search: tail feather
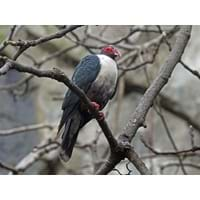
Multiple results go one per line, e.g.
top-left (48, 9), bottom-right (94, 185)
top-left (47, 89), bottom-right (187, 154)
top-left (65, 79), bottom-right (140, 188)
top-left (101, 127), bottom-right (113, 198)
top-left (58, 111), bottom-right (82, 162)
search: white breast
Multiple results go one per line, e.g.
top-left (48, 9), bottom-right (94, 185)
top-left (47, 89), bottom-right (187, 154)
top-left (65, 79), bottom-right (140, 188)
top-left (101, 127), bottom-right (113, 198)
top-left (96, 54), bottom-right (118, 86)
top-left (87, 55), bottom-right (118, 107)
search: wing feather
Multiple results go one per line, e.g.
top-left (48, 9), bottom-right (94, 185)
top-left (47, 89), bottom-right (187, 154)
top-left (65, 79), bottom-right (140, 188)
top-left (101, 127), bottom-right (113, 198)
top-left (58, 55), bottom-right (101, 131)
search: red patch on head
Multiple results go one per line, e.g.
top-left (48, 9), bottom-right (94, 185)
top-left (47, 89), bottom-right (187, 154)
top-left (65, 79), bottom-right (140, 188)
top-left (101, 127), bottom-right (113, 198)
top-left (101, 45), bottom-right (121, 58)
top-left (102, 46), bottom-right (114, 53)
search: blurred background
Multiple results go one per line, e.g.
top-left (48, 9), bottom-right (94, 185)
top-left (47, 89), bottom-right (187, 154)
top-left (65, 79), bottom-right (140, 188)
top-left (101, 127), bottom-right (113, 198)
top-left (0, 25), bottom-right (199, 175)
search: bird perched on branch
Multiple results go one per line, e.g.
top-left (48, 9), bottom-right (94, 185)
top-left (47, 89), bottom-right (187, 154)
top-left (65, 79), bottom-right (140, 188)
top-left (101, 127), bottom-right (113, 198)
top-left (57, 45), bottom-right (120, 162)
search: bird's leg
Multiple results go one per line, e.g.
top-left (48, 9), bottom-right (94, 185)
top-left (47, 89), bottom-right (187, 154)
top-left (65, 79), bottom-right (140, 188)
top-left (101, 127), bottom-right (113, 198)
top-left (90, 101), bottom-right (100, 110)
top-left (97, 111), bottom-right (105, 121)
top-left (90, 102), bottom-right (105, 121)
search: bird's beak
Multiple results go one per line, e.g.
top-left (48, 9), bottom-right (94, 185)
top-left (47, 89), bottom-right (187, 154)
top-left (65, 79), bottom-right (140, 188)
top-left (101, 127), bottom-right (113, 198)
top-left (114, 49), bottom-right (121, 58)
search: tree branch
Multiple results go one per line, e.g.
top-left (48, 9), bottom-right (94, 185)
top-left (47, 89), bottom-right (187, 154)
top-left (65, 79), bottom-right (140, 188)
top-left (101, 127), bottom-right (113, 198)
top-left (126, 147), bottom-right (152, 175)
top-left (0, 123), bottom-right (54, 136)
top-left (8, 141), bottom-right (59, 174)
top-left (0, 26), bottom-right (192, 175)
top-left (0, 56), bottom-right (118, 151)
top-left (125, 82), bottom-right (200, 134)
top-left (141, 136), bottom-right (200, 156)
top-left (180, 60), bottom-right (200, 80)
top-left (96, 26), bottom-right (192, 174)
top-left (0, 25), bottom-right (17, 52)
top-left (119, 26), bottom-right (192, 142)
top-left (5, 25), bottom-right (82, 48)
top-left (0, 160), bottom-right (19, 174)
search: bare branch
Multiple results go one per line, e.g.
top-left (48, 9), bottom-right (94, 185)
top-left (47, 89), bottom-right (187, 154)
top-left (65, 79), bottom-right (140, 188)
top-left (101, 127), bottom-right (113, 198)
top-left (141, 136), bottom-right (200, 156)
top-left (126, 147), bottom-right (152, 175)
top-left (0, 160), bottom-right (19, 174)
top-left (125, 82), bottom-right (200, 134)
top-left (180, 60), bottom-right (200, 80)
top-left (0, 123), bottom-right (54, 136)
top-left (0, 61), bottom-right (13, 75)
top-left (96, 153), bottom-right (123, 175)
top-left (160, 162), bottom-right (200, 174)
top-left (96, 26), bottom-right (192, 174)
top-left (119, 26), bottom-right (192, 143)
top-left (9, 141), bottom-right (59, 174)
top-left (0, 25), bottom-right (17, 52)
top-left (0, 56), bottom-right (118, 151)
top-left (37, 44), bottom-right (79, 66)
top-left (6, 25), bottom-right (83, 61)
top-left (0, 26), bottom-right (192, 175)
top-left (5, 25), bottom-right (82, 48)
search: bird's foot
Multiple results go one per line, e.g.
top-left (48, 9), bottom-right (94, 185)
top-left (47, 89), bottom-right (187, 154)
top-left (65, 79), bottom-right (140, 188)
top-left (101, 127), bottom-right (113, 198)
top-left (90, 101), bottom-right (100, 110)
top-left (89, 102), bottom-right (104, 121)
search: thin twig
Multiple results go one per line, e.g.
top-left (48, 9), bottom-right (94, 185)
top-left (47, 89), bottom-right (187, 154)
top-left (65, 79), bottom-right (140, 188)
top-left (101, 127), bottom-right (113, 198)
top-left (141, 136), bottom-right (200, 156)
top-left (0, 57), bottom-right (118, 151)
top-left (180, 60), bottom-right (200, 80)
top-left (96, 26), bottom-right (192, 174)
top-left (0, 123), bottom-right (54, 136)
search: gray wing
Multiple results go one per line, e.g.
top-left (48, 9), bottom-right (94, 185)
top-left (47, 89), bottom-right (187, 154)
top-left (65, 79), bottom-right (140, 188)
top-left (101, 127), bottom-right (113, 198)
top-left (58, 55), bottom-right (101, 131)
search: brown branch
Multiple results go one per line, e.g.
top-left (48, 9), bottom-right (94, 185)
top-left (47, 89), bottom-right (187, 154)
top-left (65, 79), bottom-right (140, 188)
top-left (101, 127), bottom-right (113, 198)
top-left (6, 25), bottom-right (82, 61)
top-left (37, 45), bottom-right (78, 66)
top-left (0, 160), bottom-right (19, 174)
top-left (96, 26), bottom-right (192, 174)
top-left (5, 25), bottom-right (82, 48)
top-left (0, 56), bottom-right (118, 151)
top-left (180, 60), bottom-right (200, 80)
top-left (87, 26), bottom-right (177, 50)
top-left (0, 25), bottom-right (17, 52)
top-left (117, 26), bottom-right (178, 77)
top-left (0, 62), bottom-right (13, 75)
top-left (96, 153), bottom-right (123, 175)
top-left (0, 26), bottom-right (192, 175)
top-left (0, 123), bottom-right (54, 136)
top-left (126, 147), bottom-right (152, 175)
top-left (160, 162), bottom-right (200, 173)
top-left (9, 141), bottom-right (59, 174)
top-left (141, 136), bottom-right (200, 156)
top-left (120, 26), bottom-right (191, 142)
top-left (125, 82), bottom-right (200, 134)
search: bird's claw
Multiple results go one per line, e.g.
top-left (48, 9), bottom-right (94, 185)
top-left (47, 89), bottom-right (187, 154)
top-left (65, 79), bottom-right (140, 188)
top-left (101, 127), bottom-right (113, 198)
top-left (89, 102), bottom-right (104, 121)
top-left (90, 101), bottom-right (100, 110)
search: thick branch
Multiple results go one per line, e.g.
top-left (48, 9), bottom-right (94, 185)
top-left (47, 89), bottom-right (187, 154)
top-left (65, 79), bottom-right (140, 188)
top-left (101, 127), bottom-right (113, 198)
top-left (97, 26), bottom-right (192, 174)
top-left (9, 141), bottom-right (59, 174)
top-left (96, 153), bottom-right (123, 175)
top-left (0, 57), bottom-right (118, 150)
top-left (119, 26), bottom-right (192, 142)
top-left (126, 148), bottom-right (152, 175)
top-left (0, 26), bottom-right (192, 175)
top-left (125, 82), bottom-right (200, 133)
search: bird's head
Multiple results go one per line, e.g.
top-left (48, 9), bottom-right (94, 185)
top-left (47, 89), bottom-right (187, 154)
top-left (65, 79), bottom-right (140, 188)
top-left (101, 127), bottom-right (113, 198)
top-left (101, 45), bottom-right (121, 60)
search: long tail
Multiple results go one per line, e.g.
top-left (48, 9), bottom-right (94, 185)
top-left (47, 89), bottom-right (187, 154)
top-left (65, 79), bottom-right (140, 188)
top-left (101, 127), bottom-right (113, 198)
top-left (58, 111), bottom-right (83, 162)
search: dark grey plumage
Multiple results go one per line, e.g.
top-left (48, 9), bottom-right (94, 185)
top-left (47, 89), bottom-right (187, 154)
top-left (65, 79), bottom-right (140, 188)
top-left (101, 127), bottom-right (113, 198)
top-left (58, 55), bottom-right (101, 161)
top-left (58, 48), bottom-right (119, 162)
